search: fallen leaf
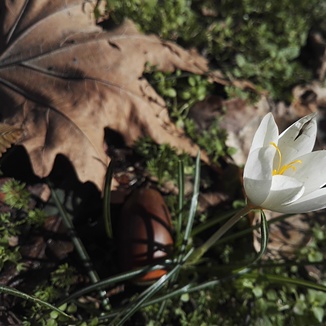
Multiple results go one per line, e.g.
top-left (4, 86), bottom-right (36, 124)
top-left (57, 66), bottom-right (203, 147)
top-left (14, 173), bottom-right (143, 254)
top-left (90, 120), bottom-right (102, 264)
top-left (0, 0), bottom-right (216, 190)
top-left (0, 123), bottom-right (23, 157)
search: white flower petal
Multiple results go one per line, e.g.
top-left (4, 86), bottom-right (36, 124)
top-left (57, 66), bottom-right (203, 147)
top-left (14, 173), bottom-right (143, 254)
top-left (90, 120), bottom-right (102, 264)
top-left (278, 113), bottom-right (317, 164)
top-left (261, 175), bottom-right (304, 212)
top-left (283, 150), bottom-right (326, 194)
top-left (249, 113), bottom-right (279, 154)
top-left (243, 146), bottom-right (275, 206)
top-left (244, 178), bottom-right (272, 207)
top-left (276, 188), bottom-right (326, 213)
top-left (244, 146), bottom-right (275, 180)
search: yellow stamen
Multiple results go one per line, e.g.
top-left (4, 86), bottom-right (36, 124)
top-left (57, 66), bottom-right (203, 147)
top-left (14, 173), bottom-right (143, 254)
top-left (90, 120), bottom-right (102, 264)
top-left (270, 142), bottom-right (302, 175)
top-left (270, 142), bottom-right (282, 174)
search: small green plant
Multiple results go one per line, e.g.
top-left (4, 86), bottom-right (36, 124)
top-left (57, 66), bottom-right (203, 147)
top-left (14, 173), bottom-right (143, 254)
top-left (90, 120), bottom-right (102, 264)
top-left (0, 244), bottom-right (22, 271)
top-left (107, 0), bottom-right (197, 41)
top-left (0, 179), bottom-right (74, 324)
top-left (135, 137), bottom-right (193, 185)
top-left (185, 118), bottom-right (236, 164)
top-left (26, 264), bottom-right (78, 325)
top-left (0, 180), bottom-right (47, 272)
top-left (107, 0), bottom-right (325, 100)
top-left (143, 68), bottom-right (232, 165)
top-left (1, 179), bottom-right (30, 210)
top-left (144, 67), bottom-right (214, 126)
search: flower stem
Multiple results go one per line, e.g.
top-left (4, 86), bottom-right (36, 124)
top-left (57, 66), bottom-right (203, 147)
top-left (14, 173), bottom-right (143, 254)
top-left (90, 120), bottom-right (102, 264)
top-left (187, 205), bottom-right (253, 264)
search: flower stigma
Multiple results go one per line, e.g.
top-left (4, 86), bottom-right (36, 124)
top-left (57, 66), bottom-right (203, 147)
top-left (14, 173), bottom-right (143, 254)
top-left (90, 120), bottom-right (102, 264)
top-left (270, 142), bottom-right (302, 176)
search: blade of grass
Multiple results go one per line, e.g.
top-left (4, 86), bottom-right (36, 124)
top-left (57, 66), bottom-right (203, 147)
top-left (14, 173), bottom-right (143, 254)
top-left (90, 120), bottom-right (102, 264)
top-left (112, 267), bottom-right (180, 325)
top-left (157, 160), bottom-right (184, 319)
top-left (200, 209), bottom-right (269, 273)
top-left (98, 250), bottom-right (326, 323)
top-left (58, 264), bottom-right (169, 306)
top-left (97, 255), bottom-right (256, 322)
top-left (48, 181), bottom-right (109, 307)
top-left (100, 266), bottom-right (326, 323)
top-left (176, 159), bottom-right (185, 241)
top-left (191, 209), bottom-right (237, 236)
top-left (188, 204), bottom-right (252, 265)
top-left (49, 182), bottom-right (100, 284)
top-left (112, 249), bottom-right (193, 326)
top-left (178, 151), bottom-right (201, 260)
top-left (103, 161), bottom-right (114, 239)
top-left (215, 212), bottom-right (293, 246)
top-left (183, 152), bottom-right (200, 245)
top-left (244, 272), bottom-right (326, 292)
top-left (0, 285), bottom-right (73, 320)
top-left (170, 152), bottom-right (200, 287)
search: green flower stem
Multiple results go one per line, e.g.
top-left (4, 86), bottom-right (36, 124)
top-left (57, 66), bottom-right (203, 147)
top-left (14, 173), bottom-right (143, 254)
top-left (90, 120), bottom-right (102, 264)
top-left (188, 205), bottom-right (252, 264)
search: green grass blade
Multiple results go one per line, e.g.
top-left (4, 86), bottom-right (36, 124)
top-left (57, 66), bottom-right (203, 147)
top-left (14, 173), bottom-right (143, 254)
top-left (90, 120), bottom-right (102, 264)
top-left (0, 285), bottom-right (73, 319)
top-left (214, 211), bottom-right (292, 246)
top-left (244, 273), bottom-right (326, 293)
top-left (188, 205), bottom-right (251, 265)
top-left (179, 151), bottom-right (200, 258)
top-left (58, 265), bottom-right (168, 305)
top-left (191, 209), bottom-right (237, 236)
top-left (48, 181), bottom-right (110, 308)
top-left (112, 250), bottom-right (193, 325)
top-left (100, 270), bottom-right (250, 322)
top-left (113, 266), bottom-right (182, 325)
top-left (176, 159), bottom-right (185, 242)
top-left (157, 160), bottom-right (184, 319)
top-left (48, 182), bottom-right (100, 285)
top-left (103, 161), bottom-right (114, 239)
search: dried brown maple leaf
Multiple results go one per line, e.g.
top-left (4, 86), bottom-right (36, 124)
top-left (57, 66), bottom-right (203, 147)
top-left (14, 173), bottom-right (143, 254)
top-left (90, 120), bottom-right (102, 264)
top-left (0, 0), bottom-right (215, 190)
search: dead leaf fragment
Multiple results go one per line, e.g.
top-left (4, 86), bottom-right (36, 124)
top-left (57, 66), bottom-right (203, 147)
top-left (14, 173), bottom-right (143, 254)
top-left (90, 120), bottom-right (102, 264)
top-left (0, 0), bottom-right (213, 190)
top-left (0, 123), bottom-right (22, 157)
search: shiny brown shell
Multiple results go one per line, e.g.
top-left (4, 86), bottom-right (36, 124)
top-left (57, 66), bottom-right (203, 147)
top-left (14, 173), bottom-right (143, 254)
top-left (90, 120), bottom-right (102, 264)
top-left (117, 188), bottom-right (174, 283)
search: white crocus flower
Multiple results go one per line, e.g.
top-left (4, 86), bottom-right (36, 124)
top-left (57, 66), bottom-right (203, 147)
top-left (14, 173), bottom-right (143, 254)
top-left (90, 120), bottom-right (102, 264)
top-left (244, 112), bottom-right (326, 213)
top-left (190, 112), bottom-right (326, 263)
